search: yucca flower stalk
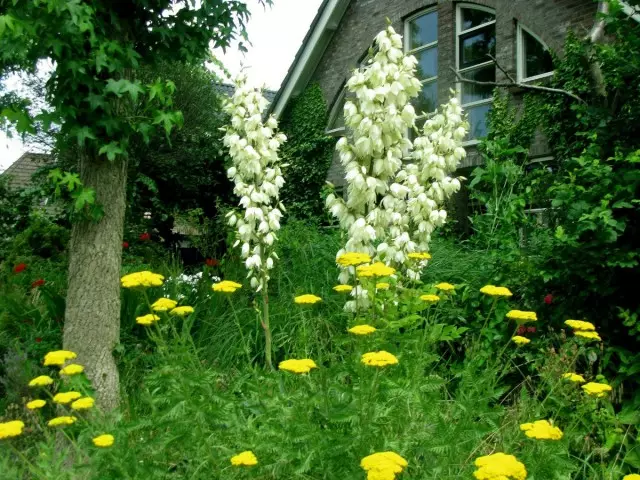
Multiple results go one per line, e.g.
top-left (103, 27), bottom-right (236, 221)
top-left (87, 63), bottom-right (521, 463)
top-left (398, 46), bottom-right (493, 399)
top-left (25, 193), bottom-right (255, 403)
top-left (223, 73), bottom-right (287, 370)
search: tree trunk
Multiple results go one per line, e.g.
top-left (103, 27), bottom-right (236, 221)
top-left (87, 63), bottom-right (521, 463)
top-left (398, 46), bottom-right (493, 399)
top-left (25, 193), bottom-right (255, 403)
top-left (63, 151), bottom-right (127, 411)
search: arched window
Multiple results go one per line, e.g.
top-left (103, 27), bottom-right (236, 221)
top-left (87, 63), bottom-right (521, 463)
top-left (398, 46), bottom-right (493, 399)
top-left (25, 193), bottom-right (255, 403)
top-left (517, 24), bottom-right (553, 82)
top-left (404, 8), bottom-right (438, 119)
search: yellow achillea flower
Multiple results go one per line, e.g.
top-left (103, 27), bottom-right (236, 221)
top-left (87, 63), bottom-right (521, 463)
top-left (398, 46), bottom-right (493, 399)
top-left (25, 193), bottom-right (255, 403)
top-left (357, 262), bottom-right (396, 278)
top-left (506, 310), bottom-right (537, 323)
top-left (420, 294), bottom-right (440, 303)
top-left (473, 452), bottom-right (527, 480)
top-left (511, 336), bottom-right (530, 345)
top-left (360, 451), bottom-right (408, 480)
top-left (60, 364), bottom-right (84, 376)
top-left (480, 285), bottom-right (513, 297)
top-left (336, 252), bottom-right (371, 267)
top-left (0, 420), bottom-right (25, 439)
top-left (348, 325), bottom-right (377, 335)
top-left (294, 294), bottom-right (322, 304)
top-left (47, 416), bottom-right (77, 427)
top-left (333, 284), bottom-right (353, 293)
top-left (582, 382), bottom-right (612, 398)
top-left (151, 298), bottom-right (177, 312)
top-left (92, 434), bottom-right (115, 448)
top-left (574, 331), bottom-right (601, 341)
top-left (230, 450), bottom-right (258, 466)
top-left (520, 420), bottom-right (563, 440)
top-left (407, 252), bottom-right (431, 260)
top-left (71, 397), bottom-right (95, 410)
top-left (435, 282), bottom-right (455, 291)
top-left (563, 373), bottom-right (586, 383)
top-left (279, 358), bottom-right (317, 374)
top-left (376, 282), bottom-right (390, 290)
top-left (564, 319), bottom-right (595, 331)
top-left (53, 391), bottom-right (82, 404)
top-left (170, 306), bottom-right (194, 316)
top-left (623, 475), bottom-right (640, 480)
top-left (136, 314), bottom-right (160, 326)
top-left (43, 350), bottom-right (77, 366)
top-left (120, 271), bottom-right (164, 288)
top-left (361, 351), bottom-right (398, 367)
top-left (212, 280), bottom-right (242, 293)
top-left (29, 375), bottom-right (54, 387)
top-left (26, 399), bottom-right (46, 410)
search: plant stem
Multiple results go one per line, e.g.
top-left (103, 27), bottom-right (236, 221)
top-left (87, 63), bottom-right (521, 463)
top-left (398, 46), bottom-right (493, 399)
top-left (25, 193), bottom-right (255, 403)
top-left (262, 279), bottom-right (273, 371)
top-left (226, 296), bottom-right (252, 366)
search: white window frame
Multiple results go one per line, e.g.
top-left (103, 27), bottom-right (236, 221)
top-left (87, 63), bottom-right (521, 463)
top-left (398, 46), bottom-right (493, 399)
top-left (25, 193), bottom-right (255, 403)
top-left (517, 24), bottom-right (554, 83)
top-left (325, 87), bottom-right (346, 137)
top-left (455, 3), bottom-right (496, 146)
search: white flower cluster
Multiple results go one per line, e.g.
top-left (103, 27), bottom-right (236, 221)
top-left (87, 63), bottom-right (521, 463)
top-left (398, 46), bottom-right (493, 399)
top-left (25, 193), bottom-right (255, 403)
top-left (223, 74), bottom-right (286, 292)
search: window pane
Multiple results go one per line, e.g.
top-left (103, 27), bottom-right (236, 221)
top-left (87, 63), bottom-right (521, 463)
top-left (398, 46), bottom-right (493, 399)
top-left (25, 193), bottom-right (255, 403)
top-left (461, 65), bottom-right (495, 104)
top-left (413, 81), bottom-right (437, 116)
top-left (461, 8), bottom-right (494, 31)
top-left (467, 103), bottom-right (492, 139)
top-left (415, 46), bottom-right (438, 80)
top-left (460, 26), bottom-right (496, 69)
top-left (524, 30), bottom-right (553, 78)
top-left (409, 11), bottom-right (438, 50)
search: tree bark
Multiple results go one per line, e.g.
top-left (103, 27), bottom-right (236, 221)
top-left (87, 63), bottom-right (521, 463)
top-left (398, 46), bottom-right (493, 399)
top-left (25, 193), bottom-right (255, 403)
top-left (63, 151), bottom-right (127, 410)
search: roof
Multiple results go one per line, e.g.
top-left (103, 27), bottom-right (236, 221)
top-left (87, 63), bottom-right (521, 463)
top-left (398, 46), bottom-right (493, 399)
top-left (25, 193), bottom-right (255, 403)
top-left (1, 152), bottom-right (53, 189)
top-left (269, 0), bottom-right (351, 118)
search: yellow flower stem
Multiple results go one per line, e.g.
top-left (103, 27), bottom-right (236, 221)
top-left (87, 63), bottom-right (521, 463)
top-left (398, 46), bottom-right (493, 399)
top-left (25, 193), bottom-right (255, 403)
top-left (352, 265), bottom-right (359, 320)
top-left (226, 296), bottom-right (252, 366)
top-left (472, 297), bottom-right (498, 354)
top-left (361, 369), bottom-right (381, 434)
top-left (9, 443), bottom-right (48, 480)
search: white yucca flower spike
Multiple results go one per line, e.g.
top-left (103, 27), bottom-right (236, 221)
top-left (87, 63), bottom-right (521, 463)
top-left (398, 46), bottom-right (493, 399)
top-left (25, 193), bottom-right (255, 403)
top-left (223, 73), bottom-right (286, 292)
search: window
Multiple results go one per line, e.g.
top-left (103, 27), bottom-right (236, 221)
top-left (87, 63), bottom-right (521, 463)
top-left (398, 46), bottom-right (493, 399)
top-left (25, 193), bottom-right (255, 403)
top-left (326, 88), bottom-right (346, 136)
top-left (405, 9), bottom-right (438, 119)
top-left (456, 4), bottom-right (496, 141)
top-left (517, 25), bottom-right (553, 82)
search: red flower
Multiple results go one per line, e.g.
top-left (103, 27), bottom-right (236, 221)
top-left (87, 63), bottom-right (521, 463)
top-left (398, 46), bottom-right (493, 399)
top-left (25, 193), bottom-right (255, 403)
top-left (527, 326), bottom-right (537, 333)
top-left (13, 263), bottom-right (26, 273)
top-left (205, 258), bottom-right (219, 267)
top-left (122, 241), bottom-right (129, 249)
top-left (517, 325), bottom-right (527, 335)
top-left (31, 279), bottom-right (45, 289)
top-left (544, 294), bottom-right (553, 305)
top-left (35, 337), bottom-right (42, 343)
top-left (139, 232), bottom-right (150, 241)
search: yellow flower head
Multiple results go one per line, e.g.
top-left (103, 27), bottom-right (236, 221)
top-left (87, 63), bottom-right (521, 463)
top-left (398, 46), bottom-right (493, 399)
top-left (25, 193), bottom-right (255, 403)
top-left (71, 397), bottom-right (95, 410)
top-left (170, 306), bottom-right (194, 316)
top-left (435, 282), bottom-right (455, 291)
top-left (511, 336), bottom-right (530, 345)
top-left (420, 294), bottom-right (440, 304)
top-left (29, 375), bottom-right (54, 387)
top-left (53, 391), bottom-right (82, 404)
top-left (333, 284), bottom-right (353, 293)
top-left (361, 351), bottom-right (399, 367)
top-left (26, 399), bottom-right (46, 410)
top-left (407, 252), bottom-right (431, 260)
top-left (361, 452), bottom-right (408, 479)
top-left (151, 298), bottom-right (177, 312)
top-left (562, 373), bottom-right (586, 383)
top-left (473, 452), bottom-right (527, 480)
top-left (564, 319), bottom-right (595, 331)
top-left (47, 416), bottom-right (77, 427)
top-left (294, 294), bottom-right (322, 305)
top-left (506, 310), bottom-right (537, 323)
top-left (212, 280), bottom-right (242, 293)
top-left (92, 434), bottom-right (115, 448)
top-left (136, 314), bottom-right (160, 326)
top-left (480, 285), bottom-right (513, 297)
top-left (520, 420), bottom-right (563, 440)
top-left (0, 420), bottom-right (25, 439)
top-left (336, 252), bottom-right (371, 267)
top-left (582, 382), bottom-right (612, 398)
top-left (376, 282), bottom-right (390, 291)
top-left (623, 475), bottom-right (640, 480)
top-left (43, 350), bottom-right (77, 366)
top-left (574, 331), bottom-right (601, 341)
top-left (60, 364), bottom-right (84, 376)
top-left (230, 450), bottom-right (258, 466)
top-left (357, 262), bottom-right (396, 278)
top-left (120, 271), bottom-right (164, 288)
top-left (348, 324), bottom-right (377, 335)
top-left (279, 358), bottom-right (317, 374)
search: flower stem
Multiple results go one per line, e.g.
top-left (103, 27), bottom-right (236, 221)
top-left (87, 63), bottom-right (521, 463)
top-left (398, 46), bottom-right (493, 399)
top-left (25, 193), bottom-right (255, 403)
top-left (261, 278), bottom-right (274, 371)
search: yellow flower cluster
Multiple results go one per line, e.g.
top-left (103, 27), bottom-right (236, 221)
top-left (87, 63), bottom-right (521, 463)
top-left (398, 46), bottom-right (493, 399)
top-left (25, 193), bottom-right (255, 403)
top-left (360, 452), bottom-right (408, 480)
top-left (407, 252), bottom-right (431, 260)
top-left (333, 284), bottom-right (353, 293)
top-left (43, 350), bottom-right (77, 366)
top-left (506, 310), bottom-right (537, 323)
top-left (294, 294), bottom-right (322, 304)
top-left (473, 452), bottom-right (527, 480)
top-left (419, 294), bottom-right (440, 303)
top-left (0, 420), bottom-right (25, 439)
top-left (563, 373), bottom-right (586, 383)
top-left (71, 397), bottom-right (95, 410)
top-left (376, 282), bottom-right (390, 290)
top-left (520, 420), bottom-right (563, 440)
top-left (53, 391), bottom-right (82, 404)
top-left (93, 434), bottom-right (115, 448)
top-left (337, 252), bottom-right (372, 266)
top-left (564, 319), bottom-right (595, 331)
top-left (511, 336), bottom-right (530, 345)
top-left (120, 271), bottom-right (164, 288)
top-left (623, 475), bottom-right (640, 480)
top-left (136, 314), bottom-right (160, 326)
top-left (574, 331), bottom-right (601, 341)
top-left (60, 364), bottom-right (84, 376)
top-left (47, 416), bottom-right (77, 427)
top-left (212, 280), bottom-right (242, 293)
top-left (480, 285), bottom-right (513, 297)
top-left (361, 351), bottom-right (398, 367)
top-left (230, 450), bottom-right (258, 466)
top-left (348, 325), bottom-right (377, 335)
top-left (26, 399), bottom-right (46, 410)
top-left (278, 359), bottom-right (318, 374)
top-left (29, 375), bottom-right (54, 387)
top-left (151, 298), bottom-right (177, 312)
top-left (357, 262), bottom-right (396, 278)
top-left (435, 282), bottom-right (455, 291)
top-left (170, 306), bottom-right (194, 316)
top-left (582, 382), bottom-right (612, 398)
